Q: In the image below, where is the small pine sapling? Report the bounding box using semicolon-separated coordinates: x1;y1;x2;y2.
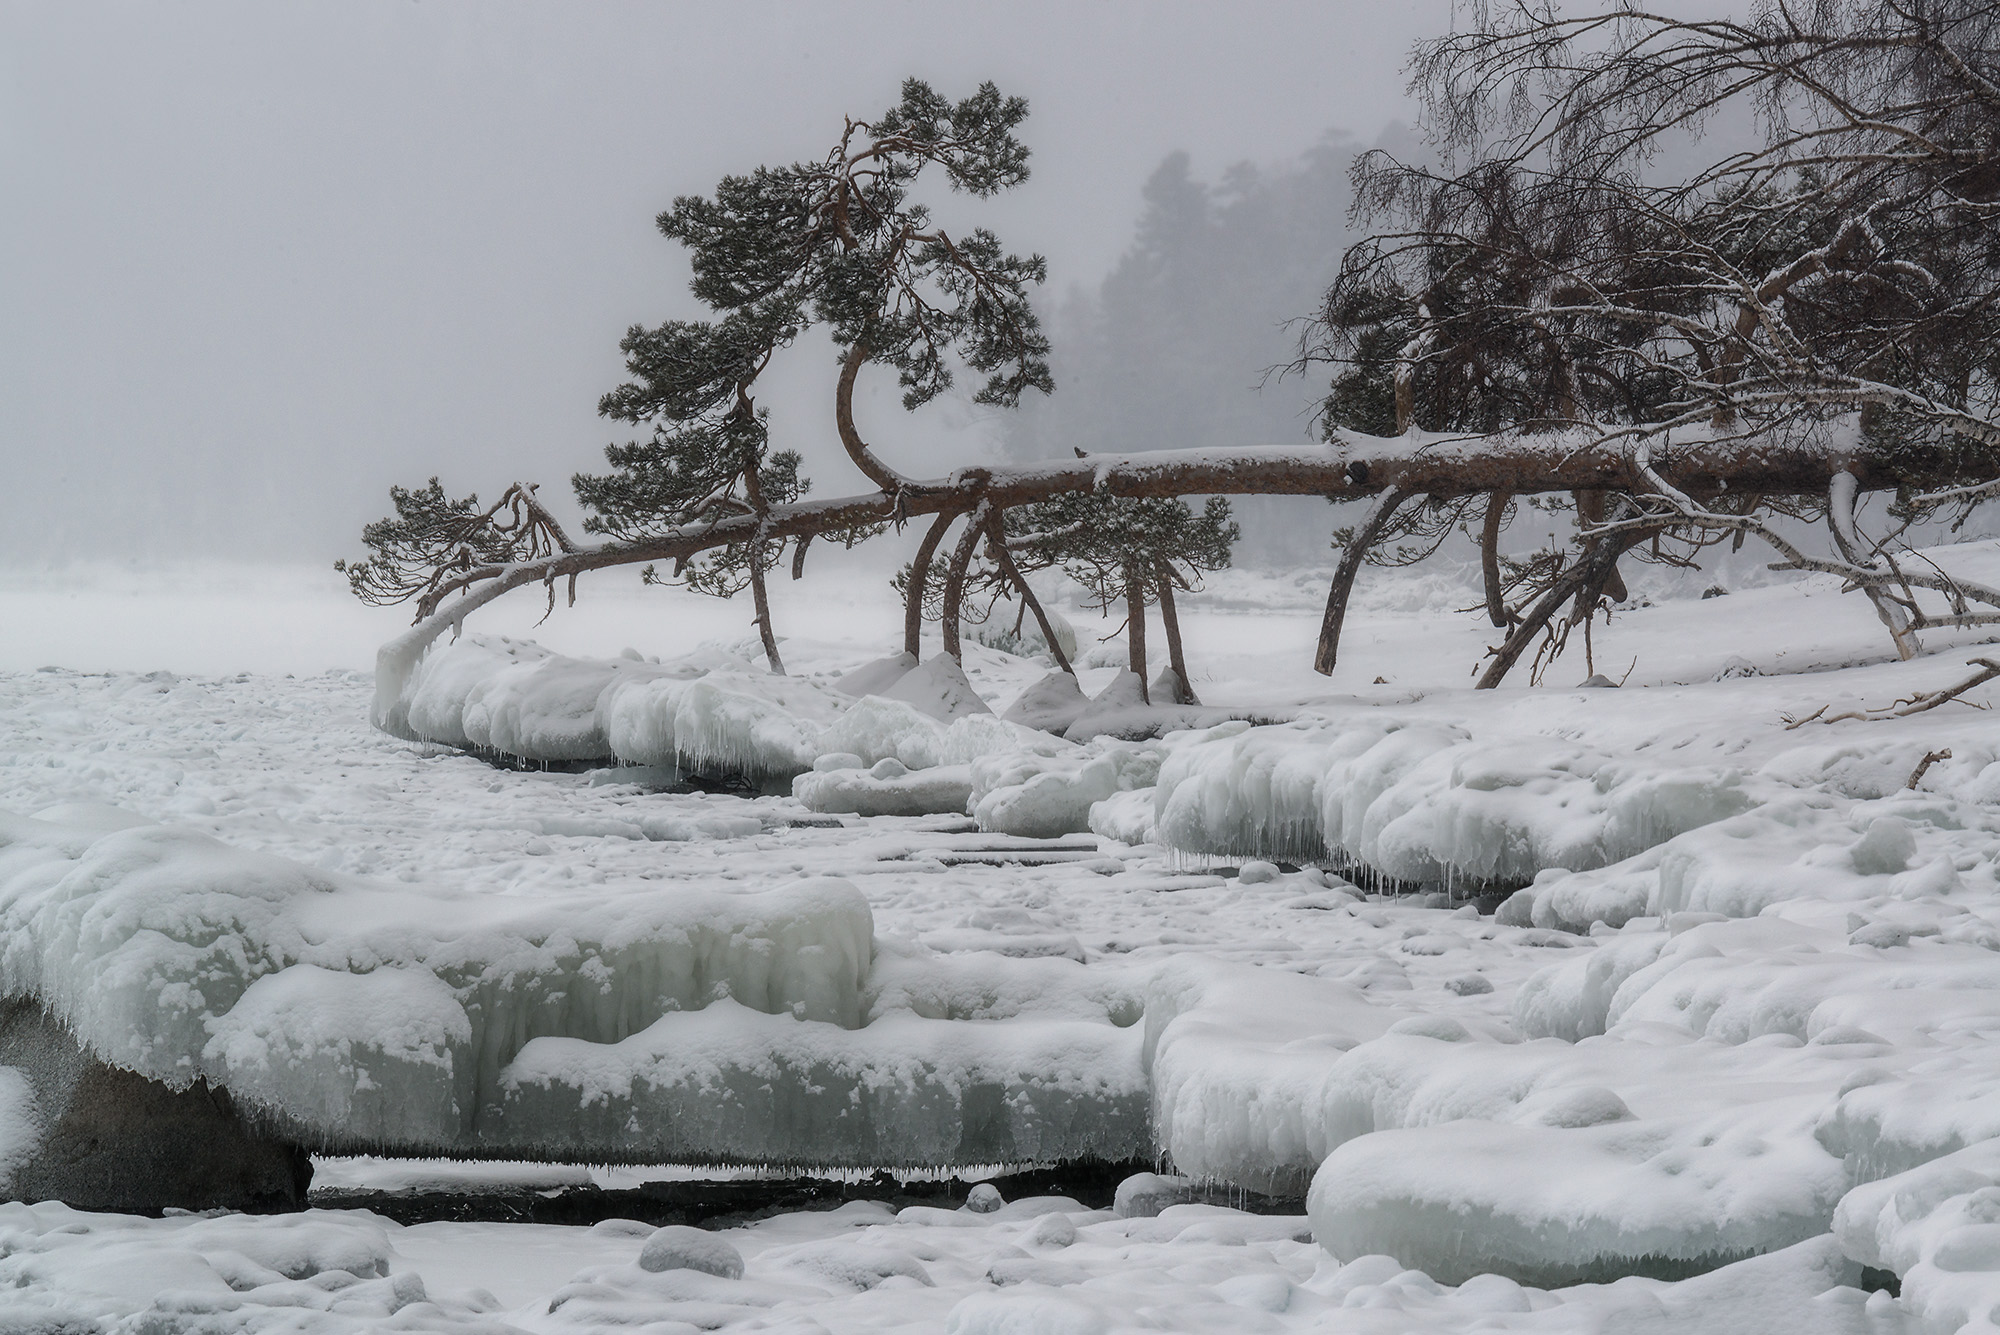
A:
1008;493;1236;702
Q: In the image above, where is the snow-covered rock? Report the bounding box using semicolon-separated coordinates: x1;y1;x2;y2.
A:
971;738;1163;839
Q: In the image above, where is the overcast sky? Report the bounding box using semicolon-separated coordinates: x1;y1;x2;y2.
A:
2;0;1452;566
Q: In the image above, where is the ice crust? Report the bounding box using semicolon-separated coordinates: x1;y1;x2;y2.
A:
0;806;1151;1166
1150;714;1755;889
386;634;850;781
0;1191;1893;1335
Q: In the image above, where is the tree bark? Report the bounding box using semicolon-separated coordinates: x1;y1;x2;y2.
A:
1481;488;1512;627
1315;487;1415;676
1476;528;1648;688
904;510;959;660
1156;570;1197;704
940;501;990;661
1572;490;1628;603
747;540;785;674
1125;563;1149;702
836;343;904;493
986;513;1073;675
1829;468;1922;660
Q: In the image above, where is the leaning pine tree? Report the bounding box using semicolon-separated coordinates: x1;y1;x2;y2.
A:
341;78;1054;669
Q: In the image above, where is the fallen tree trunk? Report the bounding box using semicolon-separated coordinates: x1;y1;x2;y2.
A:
371;425;1991;716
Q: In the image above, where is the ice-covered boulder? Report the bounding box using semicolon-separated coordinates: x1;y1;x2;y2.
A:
490;999;1147;1166
1142;959;1410;1194
793;759;976;817
1819;1067;2000;1181
381;634;850;782
795;707;1077;817
1087;787;1158;845
0;807;1152;1185
970;739;1163;840
0;998;311;1212
815;696;948;768
1148;712;1759;893
1307;1107;1846;1287
1155;719;1360;865
1504;788;1970;933
670;671;847;780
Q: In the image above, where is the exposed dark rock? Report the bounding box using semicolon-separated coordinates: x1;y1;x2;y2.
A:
0;998;310;1213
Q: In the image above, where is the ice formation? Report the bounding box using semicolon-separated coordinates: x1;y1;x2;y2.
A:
0;806;1147;1166
26;551;2000;1325
1149;713;1757;890
792;758;978;817
1307;1113;1842;1287
971;738;1165;839
1835;1138;2000;1335
381;635;1040;786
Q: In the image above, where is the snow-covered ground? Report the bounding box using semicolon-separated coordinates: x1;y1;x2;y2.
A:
3;550;2000;1332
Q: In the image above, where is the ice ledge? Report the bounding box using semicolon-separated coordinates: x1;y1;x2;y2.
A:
0;807;1146;1171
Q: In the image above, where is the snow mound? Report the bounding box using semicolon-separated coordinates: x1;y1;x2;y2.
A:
1307;1111;1846;1287
637;1225;745;1278
834;651;917;697
879;654;993;720
1002;670;1091;734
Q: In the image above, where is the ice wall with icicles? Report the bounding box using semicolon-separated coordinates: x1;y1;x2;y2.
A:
0;806;1148;1166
